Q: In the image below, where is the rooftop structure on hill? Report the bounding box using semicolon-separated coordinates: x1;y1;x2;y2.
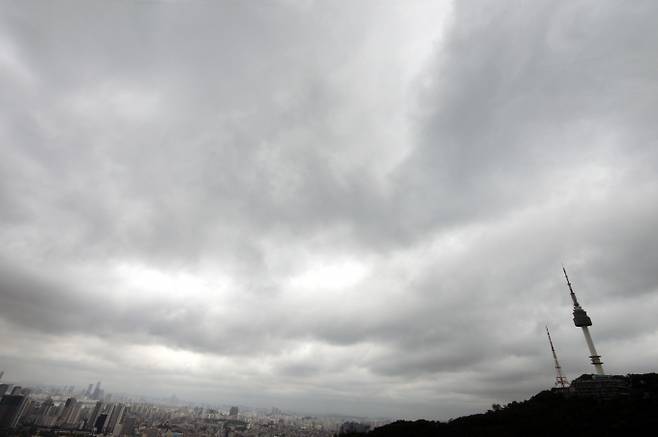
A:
569;374;630;399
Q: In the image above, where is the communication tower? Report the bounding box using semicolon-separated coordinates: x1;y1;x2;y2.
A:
546;326;569;387
562;267;605;375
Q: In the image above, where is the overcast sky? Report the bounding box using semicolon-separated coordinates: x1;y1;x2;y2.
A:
1;0;658;420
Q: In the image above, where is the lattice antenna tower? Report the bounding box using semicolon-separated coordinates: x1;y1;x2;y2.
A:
546;326;569;387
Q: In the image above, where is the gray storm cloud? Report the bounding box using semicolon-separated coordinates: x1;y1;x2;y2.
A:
1;0;658;419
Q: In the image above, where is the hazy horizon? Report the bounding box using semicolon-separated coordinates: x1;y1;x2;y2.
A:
1;0;658;421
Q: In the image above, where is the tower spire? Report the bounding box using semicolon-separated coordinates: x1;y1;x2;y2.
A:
562;265;580;307
546;326;569;388
562;267;605;375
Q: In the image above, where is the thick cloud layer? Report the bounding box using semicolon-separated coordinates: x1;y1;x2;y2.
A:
1;0;658;419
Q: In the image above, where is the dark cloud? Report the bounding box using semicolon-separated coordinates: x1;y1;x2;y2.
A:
1;0;658;419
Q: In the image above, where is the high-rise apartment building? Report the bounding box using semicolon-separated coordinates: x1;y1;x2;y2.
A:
57;398;78;427
87;401;104;431
0;395;30;429
105;404;126;435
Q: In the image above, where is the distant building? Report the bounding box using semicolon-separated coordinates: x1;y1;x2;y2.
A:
91;381;105;400
0;384;10;396
229;406;239;417
142;426;160;437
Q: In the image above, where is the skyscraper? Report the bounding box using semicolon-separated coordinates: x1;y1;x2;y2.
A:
92;382;102;400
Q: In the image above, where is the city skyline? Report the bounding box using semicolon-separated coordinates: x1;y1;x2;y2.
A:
1;0;658;420
0;375;343;436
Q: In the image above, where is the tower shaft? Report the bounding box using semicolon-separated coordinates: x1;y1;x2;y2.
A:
581;326;604;375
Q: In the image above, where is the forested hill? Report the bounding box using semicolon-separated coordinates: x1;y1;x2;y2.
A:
343;373;658;437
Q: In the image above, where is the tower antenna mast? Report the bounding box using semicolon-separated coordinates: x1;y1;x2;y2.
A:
546;326;569;387
562;266;605;375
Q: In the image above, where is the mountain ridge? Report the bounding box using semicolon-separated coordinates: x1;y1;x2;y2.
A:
341;373;658;437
